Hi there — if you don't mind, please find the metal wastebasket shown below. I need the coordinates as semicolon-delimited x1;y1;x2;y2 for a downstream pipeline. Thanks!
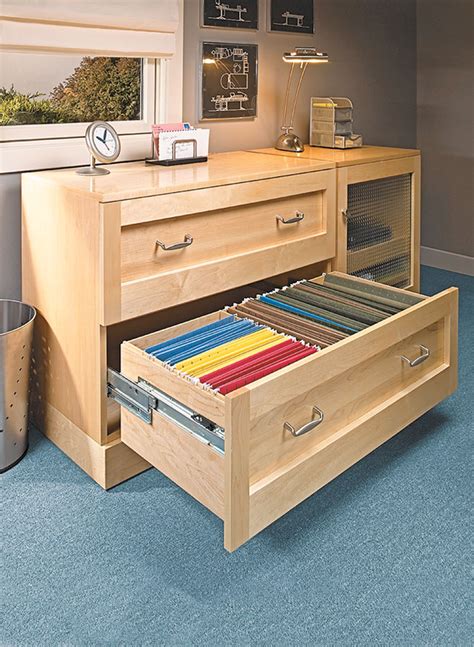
0;300;36;472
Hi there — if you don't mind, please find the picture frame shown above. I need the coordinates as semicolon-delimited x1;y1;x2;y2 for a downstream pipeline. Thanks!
199;41;258;121
201;0;258;31
268;0;315;34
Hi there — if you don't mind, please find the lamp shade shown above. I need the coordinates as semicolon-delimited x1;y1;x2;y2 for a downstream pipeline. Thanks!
0;0;179;58
283;48;329;64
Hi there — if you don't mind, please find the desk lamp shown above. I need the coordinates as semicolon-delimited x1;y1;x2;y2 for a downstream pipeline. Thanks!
276;47;329;153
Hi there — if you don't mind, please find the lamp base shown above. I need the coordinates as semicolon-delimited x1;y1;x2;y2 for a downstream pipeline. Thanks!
275;132;305;153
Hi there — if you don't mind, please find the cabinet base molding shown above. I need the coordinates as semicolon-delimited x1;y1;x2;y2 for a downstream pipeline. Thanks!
37;403;150;489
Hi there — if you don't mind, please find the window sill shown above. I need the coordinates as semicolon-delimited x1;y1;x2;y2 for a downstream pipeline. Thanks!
0;133;153;174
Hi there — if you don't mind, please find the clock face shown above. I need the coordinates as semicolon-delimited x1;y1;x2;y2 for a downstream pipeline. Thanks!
94;126;117;158
85;121;121;163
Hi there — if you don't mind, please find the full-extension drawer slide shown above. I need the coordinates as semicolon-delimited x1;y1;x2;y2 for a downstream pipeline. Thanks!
107;368;225;453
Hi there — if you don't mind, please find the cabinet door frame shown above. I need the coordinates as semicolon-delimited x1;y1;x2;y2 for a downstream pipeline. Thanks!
333;155;421;292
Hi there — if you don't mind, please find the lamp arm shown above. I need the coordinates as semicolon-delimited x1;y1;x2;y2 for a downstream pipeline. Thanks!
288;62;309;129
281;62;295;130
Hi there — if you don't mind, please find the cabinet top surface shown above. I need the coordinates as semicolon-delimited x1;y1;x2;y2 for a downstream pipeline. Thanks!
24;151;334;202
250;145;420;167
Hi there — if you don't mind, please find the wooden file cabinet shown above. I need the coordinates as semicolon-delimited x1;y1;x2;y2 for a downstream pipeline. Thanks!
22;150;456;552
251;146;421;291
22;152;336;488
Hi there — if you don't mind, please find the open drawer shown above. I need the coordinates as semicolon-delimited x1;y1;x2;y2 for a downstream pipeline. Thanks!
110;273;458;551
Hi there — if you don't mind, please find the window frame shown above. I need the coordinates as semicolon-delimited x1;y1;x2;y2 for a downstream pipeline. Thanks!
0;58;157;143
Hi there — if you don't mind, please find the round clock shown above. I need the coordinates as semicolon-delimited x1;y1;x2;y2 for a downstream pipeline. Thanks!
76;121;121;176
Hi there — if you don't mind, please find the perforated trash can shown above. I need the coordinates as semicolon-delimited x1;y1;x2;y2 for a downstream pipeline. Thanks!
0;300;36;472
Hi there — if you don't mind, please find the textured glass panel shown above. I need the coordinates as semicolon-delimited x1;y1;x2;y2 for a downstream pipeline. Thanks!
347;174;412;288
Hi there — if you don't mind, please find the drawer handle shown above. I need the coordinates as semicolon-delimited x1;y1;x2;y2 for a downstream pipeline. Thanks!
284;405;324;437
156;234;193;251
401;345;431;367
276;211;305;225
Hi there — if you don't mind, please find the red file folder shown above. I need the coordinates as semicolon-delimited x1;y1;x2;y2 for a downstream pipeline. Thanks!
218;345;317;394
199;339;297;386
207;343;308;389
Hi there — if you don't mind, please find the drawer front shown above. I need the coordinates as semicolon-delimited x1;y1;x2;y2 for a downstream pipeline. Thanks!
121;192;323;281
109;170;336;322
248;366;454;539
247;301;449;483
118;274;457;551
245;284;457;541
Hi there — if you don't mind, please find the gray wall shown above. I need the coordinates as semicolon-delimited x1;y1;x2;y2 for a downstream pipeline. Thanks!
416;0;474;258
183;0;417;151
0;174;21;299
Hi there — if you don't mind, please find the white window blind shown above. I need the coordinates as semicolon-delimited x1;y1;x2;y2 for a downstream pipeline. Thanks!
0;0;179;58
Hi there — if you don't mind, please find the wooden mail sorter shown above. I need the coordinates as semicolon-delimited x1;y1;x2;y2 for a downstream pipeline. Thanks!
22;148;457;551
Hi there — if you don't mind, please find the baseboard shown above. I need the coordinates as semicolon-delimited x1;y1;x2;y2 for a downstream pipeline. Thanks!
421;246;474;276
37;402;150;489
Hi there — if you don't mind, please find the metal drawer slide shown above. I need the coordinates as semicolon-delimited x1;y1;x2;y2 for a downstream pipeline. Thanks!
107;368;224;453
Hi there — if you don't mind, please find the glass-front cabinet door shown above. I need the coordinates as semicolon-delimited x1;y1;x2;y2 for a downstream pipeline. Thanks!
334;156;420;292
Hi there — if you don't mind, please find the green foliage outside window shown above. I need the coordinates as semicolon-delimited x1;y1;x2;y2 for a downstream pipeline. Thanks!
0;87;68;125
0;57;142;126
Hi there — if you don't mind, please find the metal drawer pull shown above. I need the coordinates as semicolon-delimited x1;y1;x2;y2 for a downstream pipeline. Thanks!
401;345;430;367
284;405;324;437
276;211;304;224
156;234;193;251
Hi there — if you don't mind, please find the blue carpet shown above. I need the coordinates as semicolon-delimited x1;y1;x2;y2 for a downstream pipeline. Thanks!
1;267;473;646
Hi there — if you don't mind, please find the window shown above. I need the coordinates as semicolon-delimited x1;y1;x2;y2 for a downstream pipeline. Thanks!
0;17;183;174
0;52;158;142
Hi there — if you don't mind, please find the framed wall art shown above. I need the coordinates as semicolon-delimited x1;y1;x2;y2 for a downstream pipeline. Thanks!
202;0;258;30
200;42;258;120
269;0;314;34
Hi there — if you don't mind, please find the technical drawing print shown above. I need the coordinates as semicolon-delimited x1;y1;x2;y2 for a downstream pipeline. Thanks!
201;42;258;120
202;0;258;30
269;0;314;34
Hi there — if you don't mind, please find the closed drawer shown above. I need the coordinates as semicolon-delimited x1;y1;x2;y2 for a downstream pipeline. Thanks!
121;191;323;282
102;170;336;322
117;273;458;551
